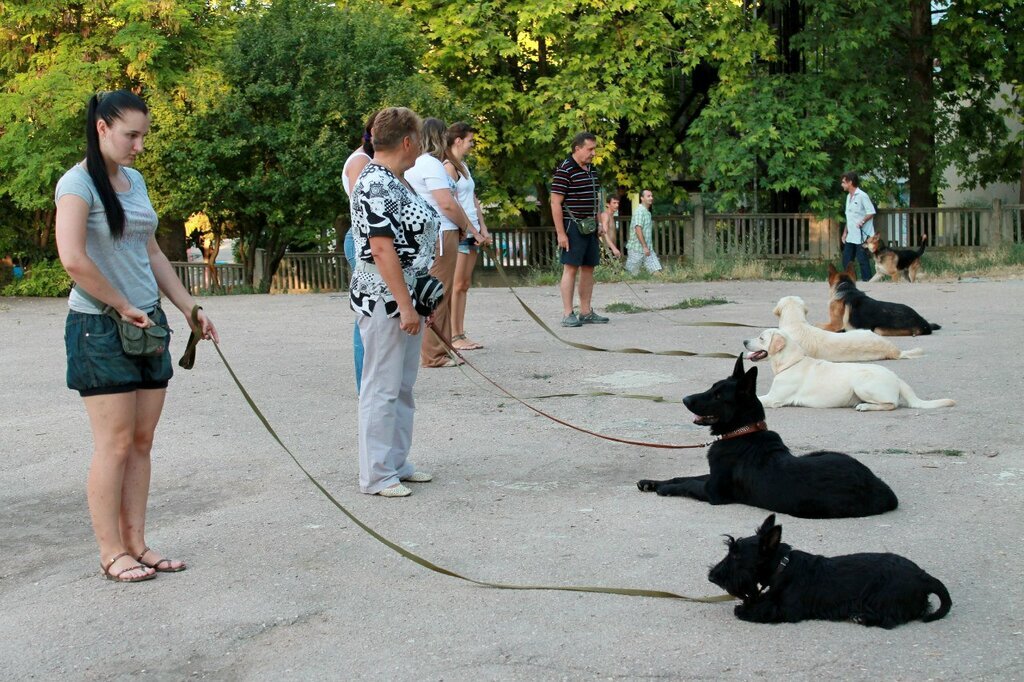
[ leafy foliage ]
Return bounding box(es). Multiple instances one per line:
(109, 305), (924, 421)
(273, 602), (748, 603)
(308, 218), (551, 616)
(146, 0), (457, 286)
(1, 259), (72, 297)
(0, 0), (216, 255)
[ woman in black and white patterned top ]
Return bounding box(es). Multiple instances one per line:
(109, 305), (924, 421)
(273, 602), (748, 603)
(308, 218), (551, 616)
(348, 107), (440, 497)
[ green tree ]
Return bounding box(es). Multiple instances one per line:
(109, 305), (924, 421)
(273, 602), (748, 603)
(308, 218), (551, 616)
(381, 0), (710, 222)
(161, 0), (457, 288)
(0, 0), (216, 259)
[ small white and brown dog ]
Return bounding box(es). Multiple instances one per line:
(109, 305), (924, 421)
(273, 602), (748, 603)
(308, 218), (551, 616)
(744, 328), (955, 411)
(773, 295), (923, 362)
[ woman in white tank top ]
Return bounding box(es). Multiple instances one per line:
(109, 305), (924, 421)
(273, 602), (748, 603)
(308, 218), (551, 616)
(341, 111), (378, 393)
(443, 122), (491, 351)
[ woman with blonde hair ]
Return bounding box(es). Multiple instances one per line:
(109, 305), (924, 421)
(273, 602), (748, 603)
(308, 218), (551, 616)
(404, 118), (475, 367)
(443, 122), (492, 351)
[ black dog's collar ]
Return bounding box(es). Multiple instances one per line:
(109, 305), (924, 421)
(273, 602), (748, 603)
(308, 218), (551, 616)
(757, 552), (791, 595)
(717, 421), (768, 442)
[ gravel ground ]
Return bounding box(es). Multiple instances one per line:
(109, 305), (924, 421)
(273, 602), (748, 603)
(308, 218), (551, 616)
(1, 276), (1022, 681)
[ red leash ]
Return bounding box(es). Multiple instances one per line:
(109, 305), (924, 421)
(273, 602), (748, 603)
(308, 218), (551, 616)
(428, 323), (716, 450)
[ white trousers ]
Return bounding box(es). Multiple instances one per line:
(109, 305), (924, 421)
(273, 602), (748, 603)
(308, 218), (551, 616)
(357, 304), (421, 493)
(625, 249), (663, 275)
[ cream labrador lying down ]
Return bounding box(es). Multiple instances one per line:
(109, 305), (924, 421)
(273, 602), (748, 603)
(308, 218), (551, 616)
(774, 296), (923, 362)
(744, 328), (955, 412)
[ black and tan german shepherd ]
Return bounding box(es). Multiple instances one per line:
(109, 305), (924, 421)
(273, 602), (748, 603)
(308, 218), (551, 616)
(865, 233), (927, 283)
(828, 263), (941, 336)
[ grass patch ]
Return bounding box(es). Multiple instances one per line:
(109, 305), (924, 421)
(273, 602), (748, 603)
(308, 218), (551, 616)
(605, 302), (646, 314)
(882, 448), (912, 455)
(530, 372), (552, 380)
(918, 243), (1024, 280)
(663, 297), (729, 310)
(606, 297), (729, 314)
(923, 449), (964, 457)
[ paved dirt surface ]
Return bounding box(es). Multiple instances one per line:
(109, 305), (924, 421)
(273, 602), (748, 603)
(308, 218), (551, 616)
(2, 277), (1023, 680)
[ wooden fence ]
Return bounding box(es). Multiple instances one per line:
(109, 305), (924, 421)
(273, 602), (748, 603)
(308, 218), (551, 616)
(172, 201), (1021, 293)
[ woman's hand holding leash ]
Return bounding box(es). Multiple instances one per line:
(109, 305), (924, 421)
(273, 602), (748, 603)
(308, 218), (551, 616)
(399, 305), (420, 335)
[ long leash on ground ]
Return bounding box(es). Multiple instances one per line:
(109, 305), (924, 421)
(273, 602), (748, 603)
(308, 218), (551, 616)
(432, 324), (709, 449)
(178, 308), (732, 604)
(482, 246), (760, 357)
(615, 276), (763, 329)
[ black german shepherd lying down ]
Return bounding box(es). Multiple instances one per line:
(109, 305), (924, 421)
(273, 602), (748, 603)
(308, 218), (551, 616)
(834, 263), (940, 336)
(637, 356), (898, 518)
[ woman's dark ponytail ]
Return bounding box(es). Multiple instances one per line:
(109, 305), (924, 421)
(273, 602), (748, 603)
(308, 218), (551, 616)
(84, 90), (148, 240)
(361, 109), (379, 157)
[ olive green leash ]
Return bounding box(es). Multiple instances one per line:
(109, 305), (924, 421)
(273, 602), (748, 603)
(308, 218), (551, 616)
(178, 306), (733, 604)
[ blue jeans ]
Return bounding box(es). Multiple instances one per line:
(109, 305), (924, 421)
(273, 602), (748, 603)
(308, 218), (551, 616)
(344, 229), (364, 393)
(842, 241), (873, 281)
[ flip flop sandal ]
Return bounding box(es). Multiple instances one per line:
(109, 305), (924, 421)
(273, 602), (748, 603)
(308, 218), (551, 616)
(102, 551), (156, 583)
(451, 334), (483, 350)
(137, 546), (187, 573)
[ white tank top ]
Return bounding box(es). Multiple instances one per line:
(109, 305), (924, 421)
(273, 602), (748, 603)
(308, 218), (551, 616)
(342, 149), (371, 196)
(448, 162), (479, 229)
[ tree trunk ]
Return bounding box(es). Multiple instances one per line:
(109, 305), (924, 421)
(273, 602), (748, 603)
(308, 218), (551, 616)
(157, 216), (186, 261)
(907, 0), (937, 207)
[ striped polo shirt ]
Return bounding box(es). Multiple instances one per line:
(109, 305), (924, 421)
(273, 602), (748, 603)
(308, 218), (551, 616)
(551, 156), (600, 220)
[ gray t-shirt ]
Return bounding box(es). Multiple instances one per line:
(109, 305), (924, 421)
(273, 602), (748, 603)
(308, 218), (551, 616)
(55, 164), (160, 314)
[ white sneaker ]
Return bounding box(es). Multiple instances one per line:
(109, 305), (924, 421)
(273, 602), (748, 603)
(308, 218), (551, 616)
(402, 471), (433, 483)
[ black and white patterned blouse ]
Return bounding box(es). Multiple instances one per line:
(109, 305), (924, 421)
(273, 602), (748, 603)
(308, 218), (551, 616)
(349, 162), (439, 317)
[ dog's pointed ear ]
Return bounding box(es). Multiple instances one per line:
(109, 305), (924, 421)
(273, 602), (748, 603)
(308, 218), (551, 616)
(732, 353), (745, 378)
(757, 514), (776, 535)
(740, 365), (758, 394)
(845, 261), (856, 279)
(827, 263), (837, 277)
(760, 525), (782, 554)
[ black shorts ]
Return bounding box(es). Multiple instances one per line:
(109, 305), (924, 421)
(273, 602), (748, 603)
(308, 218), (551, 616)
(560, 220), (600, 267)
(65, 306), (173, 397)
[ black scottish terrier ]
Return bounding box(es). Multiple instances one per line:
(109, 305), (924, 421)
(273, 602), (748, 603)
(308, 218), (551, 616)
(636, 355), (898, 518)
(708, 514), (952, 628)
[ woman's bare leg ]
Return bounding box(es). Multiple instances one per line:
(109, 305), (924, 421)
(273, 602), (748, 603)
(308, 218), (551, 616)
(451, 249), (481, 349)
(84, 392), (154, 580)
(121, 388), (184, 570)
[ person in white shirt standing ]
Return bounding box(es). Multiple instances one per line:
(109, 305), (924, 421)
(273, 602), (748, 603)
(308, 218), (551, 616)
(443, 121), (492, 351)
(341, 111), (379, 393)
(840, 171), (875, 281)
(405, 118), (475, 368)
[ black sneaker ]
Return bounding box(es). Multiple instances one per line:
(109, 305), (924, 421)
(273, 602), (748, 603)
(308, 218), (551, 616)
(561, 312), (583, 327)
(579, 310), (609, 324)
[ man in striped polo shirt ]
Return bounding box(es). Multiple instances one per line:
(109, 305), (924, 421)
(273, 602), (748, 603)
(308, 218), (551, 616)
(550, 131), (610, 327)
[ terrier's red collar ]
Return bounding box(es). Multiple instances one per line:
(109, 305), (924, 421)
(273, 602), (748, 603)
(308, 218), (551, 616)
(717, 421), (768, 442)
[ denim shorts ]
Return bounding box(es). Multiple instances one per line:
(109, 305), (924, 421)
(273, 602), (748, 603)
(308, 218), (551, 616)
(457, 235), (478, 255)
(65, 306), (173, 396)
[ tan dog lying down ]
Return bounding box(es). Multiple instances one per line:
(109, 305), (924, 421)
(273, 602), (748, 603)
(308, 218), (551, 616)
(773, 296), (923, 362)
(743, 329), (955, 412)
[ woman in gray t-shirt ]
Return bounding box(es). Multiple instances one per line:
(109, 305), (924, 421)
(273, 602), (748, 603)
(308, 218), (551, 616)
(55, 90), (219, 583)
